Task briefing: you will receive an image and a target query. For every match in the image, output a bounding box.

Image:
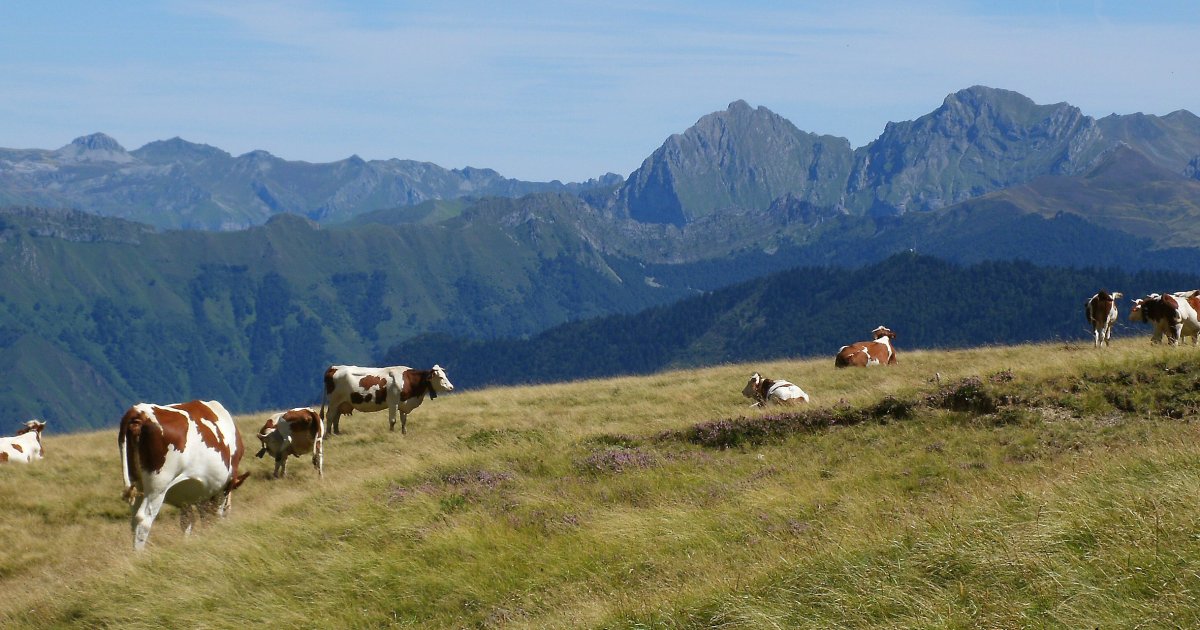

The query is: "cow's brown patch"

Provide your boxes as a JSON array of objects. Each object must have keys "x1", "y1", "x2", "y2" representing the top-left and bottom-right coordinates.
[
  {"x1": 0, "y1": 451, "x2": 8, "y2": 463},
  {"x1": 350, "y1": 392, "x2": 367, "y2": 405},
  {"x1": 166, "y1": 401, "x2": 234, "y2": 469},
  {"x1": 401, "y1": 369, "x2": 430, "y2": 400},
  {"x1": 10, "y1": 443, "x2": 21, "y2": 453},
  {"x1": 359, "y1": 375, "x2": 387, "y2": 391},
  {"x1": 281, "y1": 408, "x2": 322, "y2": 441}
]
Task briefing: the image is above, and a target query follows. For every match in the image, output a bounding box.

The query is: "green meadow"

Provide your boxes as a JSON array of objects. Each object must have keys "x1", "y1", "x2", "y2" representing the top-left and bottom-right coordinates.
[{"x1": 4, "y1": 339, "x2": 1200, "y2": 628}]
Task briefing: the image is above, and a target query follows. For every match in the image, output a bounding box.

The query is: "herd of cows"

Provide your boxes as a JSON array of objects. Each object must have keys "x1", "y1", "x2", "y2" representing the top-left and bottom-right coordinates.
[{"x1": 0, "y1": 290, "x2": 1193, "y2": 550}]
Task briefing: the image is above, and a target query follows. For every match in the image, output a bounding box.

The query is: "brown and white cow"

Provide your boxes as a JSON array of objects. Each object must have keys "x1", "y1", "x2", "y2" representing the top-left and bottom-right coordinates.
[
  {"x1": 1129, "y1": 291, "x2": 1200, "y2": 346},
  {"x1": 834, "y1": 326, "x2": 898, "y2": 368},
  {"x1": 742, "y1": 373, "x2": 810, "y2": 407},
  {"x1": 321, "y1": 364, "x2": 454, "y2": 435},
  {"x1": 1085, "y1": 290, "x2": 1123, "y2": 348},
  {"x1": 255, "y1": 407, "x2": 324, "y2": 478},
  {"x1": 118, "y1": 400, "x2": 250, "y2": 551},
  {"x1": 0, "y1": 420, "x2": 46, "y2": 464}
]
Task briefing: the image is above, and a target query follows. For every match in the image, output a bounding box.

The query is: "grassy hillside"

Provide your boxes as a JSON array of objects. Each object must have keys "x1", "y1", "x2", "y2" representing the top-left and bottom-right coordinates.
[{"x1": 5, "y1": 339, "x2": 1200, "y2": 627}]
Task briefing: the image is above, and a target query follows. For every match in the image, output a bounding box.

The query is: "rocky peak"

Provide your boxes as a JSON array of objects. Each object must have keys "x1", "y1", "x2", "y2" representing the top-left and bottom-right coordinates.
[
  {"x1": 131, "y1": 137, "x2": 230, "y2": 164},
  {"x1": 55, "y1": 133, "x2": 134, "y2": 163}
]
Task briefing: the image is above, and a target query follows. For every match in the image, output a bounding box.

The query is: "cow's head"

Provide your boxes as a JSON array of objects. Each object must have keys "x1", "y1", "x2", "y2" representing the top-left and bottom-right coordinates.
[
  {"x1": 16, "y1": 419, "x2": 46, "y2": 436},
  {"x1": 872, "y1": 326, "x2": 896, "y2": 340},
  {"x1": 255, "y1": 415, "x2": 280, "y2": 458},
  {"x1": 1130, "y1": 297, "x2": 1146, "y2": 322},
  {"x1": 428, "y1": 365, "x2": 455, "y2": 398},
  {"x1": 742, "y1": 373, "x2": 763, "y2": 400}
]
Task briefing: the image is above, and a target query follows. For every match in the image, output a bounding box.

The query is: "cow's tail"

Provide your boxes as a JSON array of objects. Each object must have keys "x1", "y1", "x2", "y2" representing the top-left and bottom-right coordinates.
[{"x1": 117, "y1": 411, "x2": 142, "y2": 505}]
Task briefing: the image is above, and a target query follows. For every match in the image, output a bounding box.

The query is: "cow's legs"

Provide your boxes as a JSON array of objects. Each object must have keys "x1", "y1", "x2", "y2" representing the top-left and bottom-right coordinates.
[
  {"x1": 274, "y1": 454, "x2": 287, "y2": 478},
  {"x1": 330, "y1": 408, "x2": 342, "y2": 435},
  {"x1": 131, "y1": 492, "x2": 166, "y2": 551},
  {"x1": 312, "y1": 439, "x2": 323, "y2": 477},
  {"x1": 401, "y1": 412, "x2": 408, "y2": 435},
  {"x1": 215, "y1": 490, "x2": 233, "y2": 518},
  {"x1": 179, "y1": 505, "x2": 194, "y2": 535},
  {"x1": 388, "y1": 404, "x2": 397, "y2": 432}
]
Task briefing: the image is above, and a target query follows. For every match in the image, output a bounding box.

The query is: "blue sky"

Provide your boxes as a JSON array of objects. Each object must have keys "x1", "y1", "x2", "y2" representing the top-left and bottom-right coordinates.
[{"x1": 2, "y1": 1, "x2": 1197, "y2": 182}]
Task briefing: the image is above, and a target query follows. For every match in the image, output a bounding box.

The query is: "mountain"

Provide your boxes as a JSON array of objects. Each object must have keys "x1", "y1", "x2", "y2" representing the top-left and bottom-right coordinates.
[
  {"x1": 5, "y1": 87, "x2": 1197, "y2": 233},
  {"x1": 617, "y1": 100, "x2": 853, "y2": 225},
  {"x1": 616, "y1": 86, "x2": 1200, "y2": 223},
  {"x1": 391, "y1": 254, "x2": 1200, "y2": 389},
  {"x1": 0, "y1": 135, "x2": 622, "y2": 230}
]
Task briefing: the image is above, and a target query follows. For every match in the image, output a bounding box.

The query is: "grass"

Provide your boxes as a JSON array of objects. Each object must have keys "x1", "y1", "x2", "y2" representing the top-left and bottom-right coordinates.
[{"x1": 4, "y1": 338, "x2": 1200, "y2": 628}]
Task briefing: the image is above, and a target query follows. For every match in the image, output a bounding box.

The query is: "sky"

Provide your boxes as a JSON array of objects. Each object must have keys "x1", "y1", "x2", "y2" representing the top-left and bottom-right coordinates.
[{"x1": 1, "y1": 1, "x2": 1198, "y2": 182}]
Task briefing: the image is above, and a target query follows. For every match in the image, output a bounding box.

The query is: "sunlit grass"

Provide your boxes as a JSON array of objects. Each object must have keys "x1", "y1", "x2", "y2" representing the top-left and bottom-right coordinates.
[{"x1": 3, "y1": 338, "x2": 1200, "y2": 627}]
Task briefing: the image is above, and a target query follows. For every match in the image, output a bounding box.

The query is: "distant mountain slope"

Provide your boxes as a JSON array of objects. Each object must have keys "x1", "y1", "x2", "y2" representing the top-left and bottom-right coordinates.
[
  {"x1": 0, "y1": 134, "x2": 621, "y2": 230},
  {"x1": 392, "y1": 254, "x2": 1200, "y2": 389},
  {"x1": 0, "y1": 203, "x2": 690, "y2": 429}
]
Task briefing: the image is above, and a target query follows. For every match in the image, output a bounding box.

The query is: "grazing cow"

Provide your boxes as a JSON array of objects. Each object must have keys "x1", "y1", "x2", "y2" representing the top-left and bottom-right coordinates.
[
  {"x1": 835, "y1": 326, "x2": 898, "y2": 368},
  {"x1": 1085, "y1": 290, "x2": 1123, "y2": 348},
  {"x1": 742, "y1": 373, "x2": 809, "y2": 407},
  {"x1": 118, "y1": 400, "x2": 250, "y2": 551},
  {"x1": 255, "y1": 407, "x2": 324, "y2": 478},
  {"x1": 321, "y1": 364, "x2": 455, "y2": 435},
  {"x1": 1129, "y1": 291, "x2": 1200, "y2": 346},
  {"x1": 0, "y1": 420, "x2": 46, "y2": 464}
]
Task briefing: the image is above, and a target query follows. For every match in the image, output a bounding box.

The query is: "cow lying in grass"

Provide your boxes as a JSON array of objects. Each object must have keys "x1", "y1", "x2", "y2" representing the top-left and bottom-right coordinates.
[
  {"x1": 742, "y1": 373, "x2": 810, "y2": 407},
  {"x1": 835, "y1": 326, "x2": 897, "y2": 367}
]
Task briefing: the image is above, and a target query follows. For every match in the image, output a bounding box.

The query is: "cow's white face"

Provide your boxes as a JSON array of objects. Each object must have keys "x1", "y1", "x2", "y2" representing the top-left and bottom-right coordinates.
[
  {"x1": 872, "y1": 326, "x2": 896, "y2": 340},
  {"x1": 430, "y1": 365, "x2": 455, "y2": 393},
  {"x1": 742, "y1": 373, "x2": 763, "y2": 400}
]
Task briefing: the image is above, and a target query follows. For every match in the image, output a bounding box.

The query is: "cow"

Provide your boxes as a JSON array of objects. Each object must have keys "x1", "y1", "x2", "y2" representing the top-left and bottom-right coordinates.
[
  {"x1": 0, "y1": 420, "x2": 46, "y2": 464},
  {"x1": 835, "y1": 326, "x2": 898, "y2": 368},
  {"x1": 321, "y1": 364, "x2": 455, "y2": 435},
  {"x1": 1085, "y1": 290, "x2": 1123, "y2": 348},
  {"x1": 742, "y1": 373, "x2": 809, "y2": 407},
  {"x1": 118, "y1": 400, "x2": 250, "y2": 551},
  {"x1": 255, "y1": 407, "x2": 324, "y2": 478},
  {"x1": 1129, "y1": 291, "x2": 1200, "y2": 346}
]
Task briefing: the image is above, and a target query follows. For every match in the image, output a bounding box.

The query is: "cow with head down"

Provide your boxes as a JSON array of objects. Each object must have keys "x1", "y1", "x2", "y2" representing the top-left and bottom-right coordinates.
[
  {"x1": 742, "y1": 373, "x2": 809, "y2": 407},
  {"x1": 1085, "y1": 290, "x2": 1123, "y2": 348},
  {"x1": 256, "y1": 407, "x2": 324, "y2": 478},
  {"x1": 835, "y1": 326, "x2": 898, "y2": 368},
  {"x1": 118, "y1": 400, "x2": 250, "y2": 551},
  {"x1": 1, "y1": 420, "x2": 46, "y2": 464},
  {"x1": 321, "y1": 364, "x2": 455, "y2": 435},
  {"x1": 1129, "y1": 291, "x2": 1200, "y2": 346}
]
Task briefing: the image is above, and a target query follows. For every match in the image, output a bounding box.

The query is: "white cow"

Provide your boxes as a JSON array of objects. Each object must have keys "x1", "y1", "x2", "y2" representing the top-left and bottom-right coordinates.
[
  {"x1": 321, "y1": 364, "x2": 455, "y2": 435},
  {"x1": 0, "y1": 420, "x2": 46, "y2": 464},
  {"x1": 255, "y1": 407, "x2": 324, "y2": 478},
  {"x1": 118, "y1": 400, "x2": 250, "y2": 550},
  {"x1": 1085, "y1": 290, "x2": 1123, "y2": 348},
  {"x1": 742, "y1": 373, "x2": 810, "y2": 407}
]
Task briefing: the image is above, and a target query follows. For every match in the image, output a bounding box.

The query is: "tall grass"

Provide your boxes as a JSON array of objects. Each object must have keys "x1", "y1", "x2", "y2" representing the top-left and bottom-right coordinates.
[{"x1": 3, "y1": 339, "x2": 1200, "y2": 627}]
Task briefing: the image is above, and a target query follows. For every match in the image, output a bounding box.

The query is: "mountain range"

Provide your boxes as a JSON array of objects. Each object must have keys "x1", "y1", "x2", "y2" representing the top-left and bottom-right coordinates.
[
  {"x1": 5, "y1": 85, "x2": 1200, "y2": 431},
  {"x1": 3, "y1": 86, "x2": 1198, "y2": 234}
]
